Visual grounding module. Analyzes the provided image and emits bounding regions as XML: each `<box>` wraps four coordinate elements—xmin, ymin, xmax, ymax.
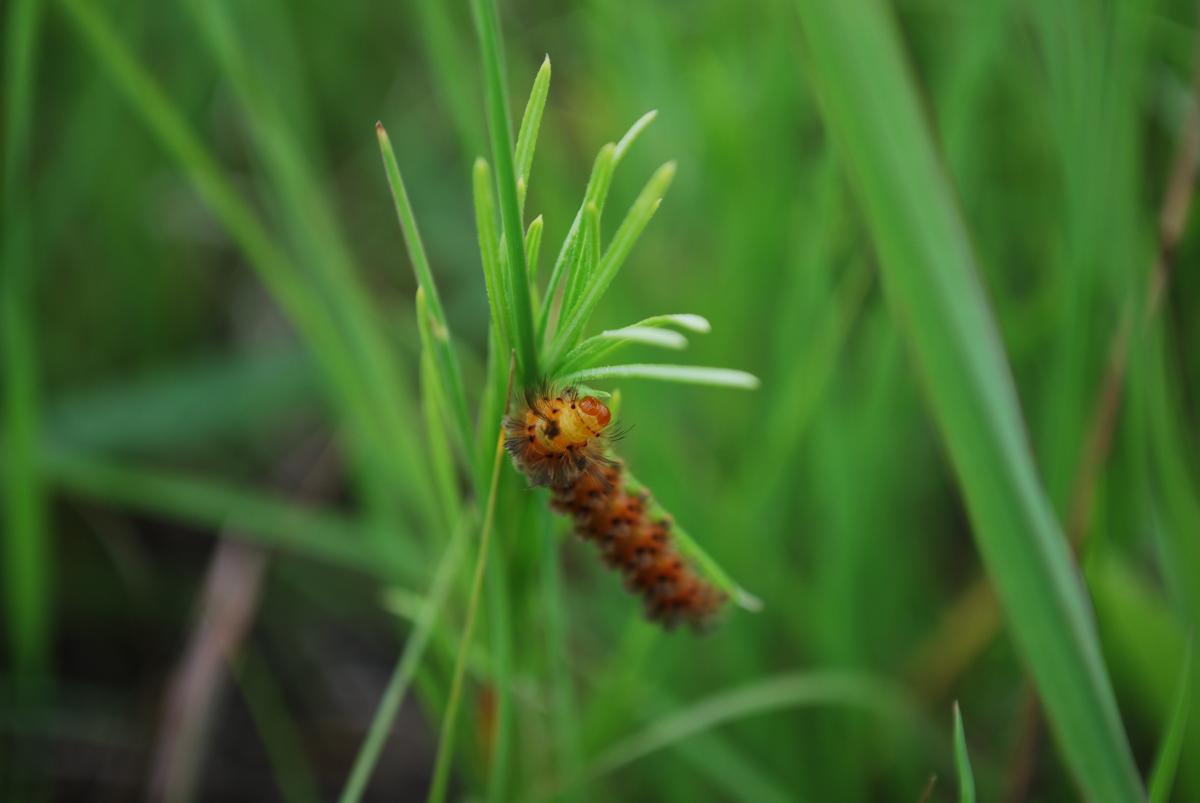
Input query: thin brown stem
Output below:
<box><xmin>917</xmin><ymin>774</ymin><xmax>939</xmax><ymax>803</ymax></box>
<box><xmin>147</xmin><ymin>434</ymin><xmax>337</xmax><ymax>803</ymax></box>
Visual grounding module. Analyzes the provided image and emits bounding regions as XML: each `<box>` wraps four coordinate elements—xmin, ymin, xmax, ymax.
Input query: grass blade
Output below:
<box><xmin>559</xmin><ymin>363</ymin><xmax>760</xmax><ymax>390</ymax></box>
<box><xmin>634</xmin><ymin>313</ymin><xmax>711</xmax><ymax>333</ymax></box>
<box><xmin>235</xmin><ymin>648</ymin><xmax>323</xmax><ymax>803</ymax></box>
<box><xmin>413</xmin><ymin>0</ymin><xmax>484</xmax><ymax>158</ymax></box>
<box><xmin>338</xmin><ymin>524</ymin><xmax>467</xmax><ymax>803</ymax></box>
<box><xmin>576</xmin><ymin>326</ymin><xmax>687</xmax><ymax>356</ymax></box>
<box><xmin>186</xmin><ymin>0</ymin><xmax>432</xmax><ymax>526</ymax></box>
<box><xmin>3</xmin><ymin>0</ymin><xmax>47</xmax><ymax>695</ymax></box>
<box><xmin>474</xmin><ymin>157</ymin><xmax>513</xmax><ymax>355</ymax></box>
<box><xmin>427</xmin><ymin>415</ymin><xmax>510</xmax><ymax>803</ymax></box>
<box><xmin>515</xmin><ymin>55</ymin><xmax>551</xmax><ymax>214</ymax></box>
<box><xmin>674</xmin><ymin>735</ymin><xmax>794</xmax><ymax>803</ymax></box>
<box><xmin>470</xmin><ymin>0</ymin><xmax>538</xmax><ymax>386</ymax></box>
<box><xmin>568</xmin><ymin>672</ymin><xmax>920</xmax><ymax>790</ymax></box>
<box><xmin>418</xmin><ymin>292</ymin><xmax>465</xmax><ymax>532</ymax></box>
<box><xmin>613</xmin><ymin>109</ymin><xmax>658</xmax><ymax>162</ymax></box>
<box><xmin>953</xmin><ymin>702</ymin><xmax>976</xmax><ymax>803</ymax></box>
<box><xmin>377</xmin><ymin>123</ymin><xmax>473</xmax><ymax>455</ymax></box>
<box><xmin>558</xmin><ymin>202</ymin><xmax>601</xmax><ymax>335</ymax></box>
<box><xmin>539</xmin><ymin>110</ymin><xmax>655</xmax><ymax>343</ymax></box>
<box><xmin>552</xmin><ymin>318</ymin><xmax>701</xmax><ymax>375</ymax></box>
<box><xmin>60</xmin><ymin>0</ymin><xmax>428</xmax><ymax>530</ymax></box>
<box><xmin>538</xmin><ymin>143</ymin><xmax>615</xmax><ymax>344</ymax></box>
<box><xmin>1148</xmin><ymin>639</ymin><xmax>1194</xmax><ymax>803</ymax></box>
<box><xmin>550</xmin><ymin>162</ymin><xmax>676</xmax><ymax>360</ymax></box>
<box><xmin>525</xmin><ymin>214</ymin><xmax>545</xmax><ymax>288</ymax></box>
<box><xmin>794</xmin><ymin>2</ymin><xmax>1143</xmax><ymax>800</ymax></box>
<box><xmin>41</xmin><ymin>449</ymin><xmax>404</xmax><ymax>578</ymax></box>
<box><xmin>2</xmin><ymin>246</ymin><xmax>50</xmax><ymax>687</ymax></box>
<box><xmin>43</xmin><ymin>349</ymin><xmax>317</xmax><ymax>455</ymax></box>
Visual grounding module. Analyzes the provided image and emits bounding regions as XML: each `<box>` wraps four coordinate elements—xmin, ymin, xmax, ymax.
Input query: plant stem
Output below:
<box><xmin>427</xmin><ymin>397</ymin><xmax>511</xmax><ymax>803</ymax></box>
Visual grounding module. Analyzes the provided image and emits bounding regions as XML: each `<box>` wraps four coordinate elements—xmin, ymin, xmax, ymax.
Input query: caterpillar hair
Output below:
<box><xmin>504</xmin><ymin>386</ymin><xmax>726</xmax><ymax>631</ymax></box>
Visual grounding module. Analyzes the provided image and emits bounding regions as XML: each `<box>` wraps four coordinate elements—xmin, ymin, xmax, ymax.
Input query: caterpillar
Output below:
<box><xmin>504</xmin><ymin>386</ymin><xmax>725</xmax><ymax>630</ymax></box>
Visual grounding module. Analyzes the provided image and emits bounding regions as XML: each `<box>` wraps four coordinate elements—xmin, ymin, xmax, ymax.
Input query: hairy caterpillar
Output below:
<box><xmin>504</xmin><ymin>387</ymin><xmax>725</xmax><ymax>630</ymax></box>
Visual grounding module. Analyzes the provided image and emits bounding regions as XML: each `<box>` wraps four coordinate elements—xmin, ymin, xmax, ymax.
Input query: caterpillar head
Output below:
<box><xmin>576</xmin><ymin>395</ymin><xmax>612</xmax><ymax>429</ymax></box>
<box><xmin>504</xmin><ymin>387</ymin><xmax>615</xmax><ymax>488</ymax></box>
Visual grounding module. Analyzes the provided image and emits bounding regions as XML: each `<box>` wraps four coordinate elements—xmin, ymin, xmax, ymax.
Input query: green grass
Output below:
<box><xmin>3</xmin><ymin>0</ymin><xmax>48</xmax><ymax>699</ymax></box>
<box><xmin>17</xmin><ymin>0</ymin><xmax>1200</xmax><ymax>800</ymax></box>
<box><xmin>795</xmin><ymin>1</ymin><xmax>1143</xmax><ymax>799</ymax></box>
<box><xmin>1148</xmin><ymin>639</ymin><xmax>1193</xmax><ymax>803</ymax></box>
<box><xmin>953</xmin><ymin>703</ymin><xmax>976</xmax><ymax>803</ymax></box>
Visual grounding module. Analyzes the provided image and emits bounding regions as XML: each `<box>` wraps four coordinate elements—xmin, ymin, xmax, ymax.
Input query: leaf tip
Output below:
<box><xmin>735</xmin><ymin>588</ymin><xmax>764</xmax><ymax>612</ymax></box>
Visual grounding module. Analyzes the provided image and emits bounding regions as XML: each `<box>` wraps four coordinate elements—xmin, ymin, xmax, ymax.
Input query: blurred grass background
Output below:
<box><xmin>4</xmin><ymin>0</ymin><xmax>1200</xmax><ymax>800</ymax></box>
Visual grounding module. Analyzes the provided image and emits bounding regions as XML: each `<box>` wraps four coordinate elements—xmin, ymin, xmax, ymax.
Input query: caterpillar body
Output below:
<box><xmin>504</xmin><ymin>387</ymin><xmax>725</xmax><ymax>630</ymax></box>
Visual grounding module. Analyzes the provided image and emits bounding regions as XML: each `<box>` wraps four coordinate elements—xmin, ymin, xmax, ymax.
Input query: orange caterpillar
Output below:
<box><xmin>504</xmin><ymin>387</ymin><xmax>725</xmax><ymax>630</ymax></box>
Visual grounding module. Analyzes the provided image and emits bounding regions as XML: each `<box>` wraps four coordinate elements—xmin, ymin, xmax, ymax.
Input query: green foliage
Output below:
<box><xmin>19</xmin><ymin>0</ymin><xmax>1200</xmax><ymax>800</ymax></box>
<box><xmin>3</xmin><ymin>0</ymin><xmax>48</xmax><ymax>697</ymax></box>
<box><xmin>795</xmin><ymin>0</ymin><xmax>1143</xmax><ymax>799</ymax></box>
<box><xmin>1148</xmin><ymin>640</ymin><xmax>1194</xmax><ymax>803</ymax></box>
<box><xmin>953</xmin><ymin>703</ymin><xmax>976</xmax><ymax>803</ymax></box>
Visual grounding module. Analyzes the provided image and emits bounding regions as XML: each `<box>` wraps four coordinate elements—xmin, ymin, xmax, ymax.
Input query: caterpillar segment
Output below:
<box><xmin>504</xmin><ymin>386</ymin><xmax>615</xmax><ymax>488</ymax></box>
<box><xmin>504</xmin><ymin>387</ymin><xmax>726</xmax><ymax>631</ymax></box>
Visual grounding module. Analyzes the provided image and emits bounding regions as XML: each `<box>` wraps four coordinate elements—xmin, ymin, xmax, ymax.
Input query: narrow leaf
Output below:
<box><xmin>417</xmin><ymin>290</ymin><xmax>464</xmax><ymax>532</ymax></box>
<box><xmin>553</xmin><ymin>326</ymin><xmax>687</xmax><ymax>376</ymax></box>
<box><xmin>635</xmin><ymin>312</ymin><xmax>711</xmax><ymax>333</ymax></box>
<box><xmin>525</xmin><ymin>214</ymin><xmax>545</xmax><ymax>286</ymax></box>
<box><xmin>42</xmin><ymin>448</ymin><xmax>405</xmax><ymax>577</ymax></box>
<box><xmin>614</xmin><ymin>109</ymin><xmax>658</xmax><ymax>163</ymax></box>
<box><xmin>379</xmin><ymin>124</ymin><xmax>472</xmax><ymax>455</ymax></box>
<box><xmin>553</xmin><ymin>152</ymin><xmax>614</xmax><ymax>333</ymax></box>
<box><xmin>338</xmin><ymin>525</ymin><xmax>467</xmax><ymax>803</ymax></box>
<box><xmin>473</xmin><ymin>158</ymin><xmax>512</xmax><ymax>355</ymax></box>
<box><xmin>1149</xmin><ymin>639</ymin><xmax>1194</xmax><ymax>803</ymax></box>
<box><xmin>426</xmin><ymin>424</ymin><xmax>509</xmax><ymax>803</ymax></box>
<box><xmin>953</xmin><ymin>703</ymin><xmax>976</xmax><ymax>803</ymax></box>
<box><xmin>561</xmin><ymin>202</ymin><xmax>602</xmax><ymax>325</ymax></box>
<box><xmin>552</xmin><ymin>313</ymin><xmax>710</xmax><ymax>375</ymax></box>
<box><xmin>593</xmin><ymin>326</ymin><xmax>687</xmax><ymax>350</ymax></box>
<box><xmin>539</xmin><ymin>108</ymin><xmax>656</xmax><ymax>343</ymax></box>
<box><xmin>470</xmin><ymin>0</ymin><xmax>538</xmax><ymax>386</ymax></box>
<box><xmin>515</xmin><ymin>55</ymin><xmax>551</xmax><ymax>214</ymax></box>
<box><xmin>571</xmin><ymin>672</ymin><xmax>919</xmax><ymax>789</ymax></box>
<box><xmin>559</xmin><ymin>363</ymin><xmax>760</xmax><ymax>390</ymax></box>
<box><xmin>551</xmin><ymin>162</ymin><xmax>676</xmax><ymax>359</ymax></box>
<box><xmin>795</xmin><ymin>1</ymin><xmax>1144</xmax><ymax>799</ymax></box>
